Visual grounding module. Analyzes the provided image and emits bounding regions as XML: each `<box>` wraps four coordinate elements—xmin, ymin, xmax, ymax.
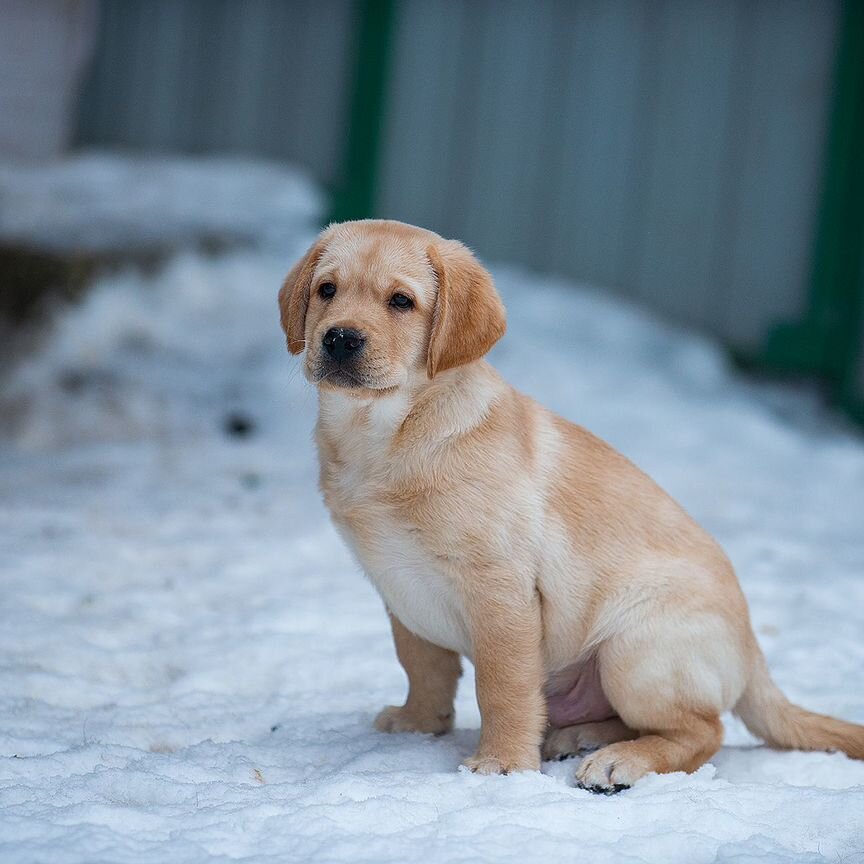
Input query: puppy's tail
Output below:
<box><xmin>734</xmin><ymin>648</ymin><xmax>864</xmax><ymax>759</ymax></box>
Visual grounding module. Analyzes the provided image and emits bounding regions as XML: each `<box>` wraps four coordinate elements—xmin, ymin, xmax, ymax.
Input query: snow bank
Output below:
<box><xmin>1</xmin><ymin>200</ymin><xmax>863</xmax><ymax>861</ymax></box>
<box><xmin>0</xmin><ymin>153</ymin><xmax>322</xmax><ymax>252</ymax></box>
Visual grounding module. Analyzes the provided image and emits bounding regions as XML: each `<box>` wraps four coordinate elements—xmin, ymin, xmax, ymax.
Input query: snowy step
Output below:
<box><xmin>0</xmin><ymin>153</ymin><xmax>323</xmax><ymax>323</ymax></box>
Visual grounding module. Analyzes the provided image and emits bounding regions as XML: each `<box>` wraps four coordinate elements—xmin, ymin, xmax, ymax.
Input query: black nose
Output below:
<box><xmin>322</xmin><ymin>327</ymin><xmax>365</xmax><ymax>362</ymax></box>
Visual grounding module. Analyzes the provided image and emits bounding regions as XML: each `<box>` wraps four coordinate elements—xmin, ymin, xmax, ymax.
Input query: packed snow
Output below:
<box><xmin>1</xmin><ymin>160</ymin><xmax>864</xmax><ymax>863</ymax></box>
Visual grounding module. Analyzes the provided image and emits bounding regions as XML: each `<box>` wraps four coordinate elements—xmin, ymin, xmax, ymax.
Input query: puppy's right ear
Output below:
<box><xmin>278</xmin><ymin>238</ymin><xmax>326</xmax><ymax>354</ymax></box>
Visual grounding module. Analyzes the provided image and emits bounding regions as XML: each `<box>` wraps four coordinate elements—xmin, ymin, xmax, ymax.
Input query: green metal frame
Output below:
<box><xmin>756</xmin><ymin>0</ymin><xmax>864</xmax><ymax>423</ymax></box>
<box><xmin>328</xmin><ymin>0</ymin><xmax>397</xmax><ymax>225</ymax></box>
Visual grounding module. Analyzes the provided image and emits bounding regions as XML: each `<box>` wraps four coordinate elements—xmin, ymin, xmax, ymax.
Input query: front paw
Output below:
<box><xmin>374</xmin><ymin>705</ymin><xmax>453</xmax><ymax>735</ymax></box>
<box><xmin>464</xmin><ymin>749</ymin><xmax>540</xmax><ymax>775</ymax></box>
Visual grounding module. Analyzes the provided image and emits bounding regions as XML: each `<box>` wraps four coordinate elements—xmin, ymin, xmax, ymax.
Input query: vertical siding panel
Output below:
<box><xmin>76</xmin><ymin>0</ymin><xmax>354</xmax><ymax>188</ymax></box>
<box><xmin>374</xmin><ymin>0</ymin><xmax>424</xmax><ymax>224</ymax></box>
<box><xmin>75</xmin><ymin>0</ymin><xmax>112</xmax><ymax>144</ymax></box>
<box><xmin>144</xmin><ymin>1</ymin><xmax>187</xmax><ymax>150</ymax></box>
<box><xmin>193</xmin><ymin>0</ymin><xmax>238</xmax><ymax>154</ymax></box>
<box><xmin>720</xmin><ymin>0</ymin><xmax>839</xmax><ymax>348</ymax></box>
<box><xmin>448</xmin><ymin>0</ymin><xmax>511</xmax><ymax>250</ymax></box>
<box><xmin>208</xmin><ymin>0</ymin><xmax>242</xmax><ymax>151</ymax></box>
<box><xmin>253</xmin><ymin>0</ymin><xmax>304</xmax><ymax>160</ymax></box>
<box><xmin>618</xmin><ymin>3</ymin><xmax>664</xmax><ymax>303</ymax></box>
<box><xmin>378</xmin><ymin>0</ymin><xmax>470</xmax><ymax>232</ymax></box>
<box><xmin>550</xmin><ymin>0</ymin><xmax>646</xmax><ymax>290</ymax></box>
<box><xmin>232</xmin><ymin>0</ymin><xmax>274</xmax><ymax>157</ymax></box>
<box><xmin>293</xmin><ymin>0</ymin><xmax>355</xmax><ymax>186</ymax></box>
<box><xmin>527</xmin><ymin>0</ymin><xmax>586</xmax><ymax>272</ymax></box>
<box><xmin>705</xmin><ymin>0</ymin><xmax>756</xmax><ymax>337</ymax></box>
<box><xmin>115</xmin><ymin>1</ymin><xmax>153</xmax><ymax>149</ymax></box>
<box><xmin>174</xmin><ymin>0</ymin><xmax>203</xmax><ymax>152</ymax></box>
<box><xmin>427</xmin><ymin>0</ymin><xmax>476</xmax><ymax>232</ymax></box>
<box><xmin>459</xmin><ymin>0</ymin><xmax>563</xmax><ymax>263</ymax></box>
<box><xmin>495</xmin><ymin>0</ymin><xmax>560</xmax><ymax>269</ymax></box>
<box><xmin>632</xmin><ymin>0</ymin><xmax>740</xmax><ymax>327</ymax></box>
<box><xmin>440</xmin><ymin>0</ymin><xmax>489</xmax><ymax>243</ymax></box>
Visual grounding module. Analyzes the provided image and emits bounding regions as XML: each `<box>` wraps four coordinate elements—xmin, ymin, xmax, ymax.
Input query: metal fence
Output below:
<box><xmin>75</xmin><ymin>0</ymin><xmax>863</xmax><ymax>420</ymax></box>
<box><xmin>378</xmin><ymin>0</ymin><xmax>839</xmax><ymax>354</ymax></box>
<box><xmin>77</xmin><ymin>0</ymin><xmax>355</xmax><ymax>187</ymax></box>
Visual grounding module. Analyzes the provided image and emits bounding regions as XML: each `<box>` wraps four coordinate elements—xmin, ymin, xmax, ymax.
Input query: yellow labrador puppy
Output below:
<box><xmin>279</xmin><ymin>219</ymin><xmax>864</xmax><ymax>792</ymax></box>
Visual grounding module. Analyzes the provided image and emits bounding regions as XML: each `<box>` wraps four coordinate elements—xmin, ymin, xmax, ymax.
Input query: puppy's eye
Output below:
<box><xmin>389</xmin><ymin>293</ymin><xmax>413</xmax><ymax>310</ymax></box>
<box><xmin>318</xmin><ymin>282</ymin><xmax>336</xmax><ymax>300</ymax></box>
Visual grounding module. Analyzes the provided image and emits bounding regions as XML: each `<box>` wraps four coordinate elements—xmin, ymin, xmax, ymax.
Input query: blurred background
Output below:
<box><xmin>0</xmin><ymin>0</ymin><xmax>862</xmax><ymax>424</ymax></box>
<box><xmin>3</xmin><ymin>10</ymin><xmax>864</xmax><ymax>857</ymax></box>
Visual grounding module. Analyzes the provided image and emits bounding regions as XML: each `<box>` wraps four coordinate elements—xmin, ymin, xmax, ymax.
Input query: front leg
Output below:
<box><xmin>375</xmin><ymin>611</ymin><xmax>462</xmax><ymax>735</ymax></box>
<box><xmin>464</xmin><ymin>586</ymin><xmax>546</xmax><ymax>774</ymax></box>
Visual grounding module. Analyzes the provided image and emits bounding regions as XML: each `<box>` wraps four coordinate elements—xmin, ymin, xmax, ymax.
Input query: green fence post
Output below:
<box><xmin>756</xmin><ymin>0</ymin><xmax>864</xmax><ymax>422</ymax></box>
<box><xmin>328</xmin><ymin>0</ymin><xmax>397</xmax><ymax>225</ymax></box>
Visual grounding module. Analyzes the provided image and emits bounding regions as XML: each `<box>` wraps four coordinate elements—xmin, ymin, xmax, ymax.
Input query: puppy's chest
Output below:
<box><xmin>321</xmin><ymin>449</ymin><xmax>472</xmax><ymax>657</ymax></box>
<box><xmin>359</xmin><ymin>525</ymin><xmax>471</xmax><ymax>656</ymax></box>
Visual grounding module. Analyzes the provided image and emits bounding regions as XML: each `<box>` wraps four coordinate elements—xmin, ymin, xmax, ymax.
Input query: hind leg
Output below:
<box><xmin>575</xmin><ymin>716</ymin><xmax>723</xmax><ymax>792</ymax></box>
<box><xmin>543</xmin><ymin>719</ymin><xmax>637</xmax><ymax>761</ymax></box>
<box><xmin>574</xmin><ymin>616</ymin><xmax>742</xmax><ymax>792</ymax></box>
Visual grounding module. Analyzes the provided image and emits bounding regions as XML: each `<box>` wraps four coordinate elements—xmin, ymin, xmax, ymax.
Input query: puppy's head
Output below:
<box><xmin>279</xmin><ymin>220</ymin><xmax>506</xmax><ymax>396</ymax></box>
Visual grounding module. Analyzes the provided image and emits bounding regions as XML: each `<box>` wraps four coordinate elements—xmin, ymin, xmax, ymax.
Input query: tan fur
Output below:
<box><xmin>426</xmin><ymin>241</ymin><xmax>506</xmax><ymax>378</ymax></box>
<box><xmin>543</xmin><ymin>719</ymin><xmax>637</xmax><ymax>760</ymax></box>
<box><xmin>279</xmin><ymin>238</ymin><xmax>326</xmax><ymax>354</ymax></box>
<box><xmin>375</xmin><ymin>613</ymin><xmax>462</xmax><ymax>735</ymax></box>
<box><xmin>279</xmin><ymin>219</ymin><xmax>864</xmax><ymax>789</ymax></box>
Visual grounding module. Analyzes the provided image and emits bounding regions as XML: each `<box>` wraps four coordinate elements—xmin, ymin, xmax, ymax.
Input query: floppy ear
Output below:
<box><xmin>278</xmin><ymin>238</ymin><xmax>326</xmax><ymax>354</ymax></box>
<box><xmin>426</xmin><ymin>241</ymin><xmax>506</xmax><ymax>378</ymax></box>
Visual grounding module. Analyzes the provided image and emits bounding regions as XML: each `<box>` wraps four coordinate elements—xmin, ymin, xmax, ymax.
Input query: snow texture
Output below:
<box><xmin>0</xmin><ymin>153</ymin><xmax>322</xmax><ymax>252</ymax></box>
<box><xmin>1</xmin><ymin>160</ymin><xmax>864</xmax><ymax>863</ymax></box>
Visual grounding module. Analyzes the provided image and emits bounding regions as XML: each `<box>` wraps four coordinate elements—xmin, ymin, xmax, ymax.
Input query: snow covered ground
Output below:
<box><xmin>1</xmin><ymin>162</ymin><xmax>864</xmax><ymax>863</ymax></box>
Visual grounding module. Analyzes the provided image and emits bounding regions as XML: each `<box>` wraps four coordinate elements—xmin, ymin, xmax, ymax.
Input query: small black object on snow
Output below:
<box><xmin>224</xmin><ymin>411</ymin><xmax>256</xmax><ymax>439</ymax></box>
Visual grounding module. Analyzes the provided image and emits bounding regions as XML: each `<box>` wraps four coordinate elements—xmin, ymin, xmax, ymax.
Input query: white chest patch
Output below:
<box><xmin>344</xmin><ymin>525</ymin><xmax>473</xmax><ymax>657</ymax></box>
<box><xmin>319</xmin><ymin>390</ymin><xmax>473</xmax><ymax>657</ymax></box>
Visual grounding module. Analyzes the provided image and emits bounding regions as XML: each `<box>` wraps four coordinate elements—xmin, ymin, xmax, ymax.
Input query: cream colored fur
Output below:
<box><xmin>279</xmin><ymin>219</ymin><xmax>864</xmax><ymax>790</ymax></box>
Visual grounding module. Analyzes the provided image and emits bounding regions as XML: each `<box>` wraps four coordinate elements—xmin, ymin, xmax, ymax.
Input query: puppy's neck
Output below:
<box><xmin>316</xmin><ymin>360</ymin><xmax>504</xmax><ymax>447</ymax></box>
<box><xmin>318</xmin><ymin>386</ymin><xmax>412</xmax><ymax>442</ymax></box>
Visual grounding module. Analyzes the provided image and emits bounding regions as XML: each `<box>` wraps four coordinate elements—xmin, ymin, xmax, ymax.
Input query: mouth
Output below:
<box><xmin>315</xmin><ymin>367</ymin><xmax>364</xmax><ymax>389</ymax></box>
<box><xmin>310</xmin><ymin>364</ymin><xmax>398</xmax><ymax>394</ymax></box>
